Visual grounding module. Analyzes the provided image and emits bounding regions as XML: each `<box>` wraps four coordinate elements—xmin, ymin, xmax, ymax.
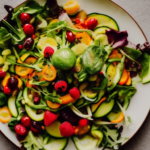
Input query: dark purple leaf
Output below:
<box><xmin>136</xmin><ymin>42</ymin><xmax>150</xmax><ymax>54</ymax></box>
<box><xmin>46</xmin><ymin>0</ymin><xmax>66</xmax><ymax>18</ymax></box>
<box><xmin>106</xmin><ymin>29</ymin><xmax>128</xmax><ymax>48</ymax></box>
<box><xmin>130</xmin><ymin>71</ymin><xmax>138</xmax><ymax>78</ymax></box>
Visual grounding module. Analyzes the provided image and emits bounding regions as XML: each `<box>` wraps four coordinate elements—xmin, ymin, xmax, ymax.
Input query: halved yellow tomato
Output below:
<box><xmin>42</xmin><ymin>65</ymin><xmax>56</xmax><ymax>81</ymax></box>
<box><xmin>0</xmin><ymin>107</ymin><xmax>12</xmax><ymax>123</ymax></box>
<box><xmin>76</xmin><ymin>32</ymin><xmax>92</xmax><ymax>45</ymax></box>
<box><xmin>15</xmin><ymin>57</ymin><xmax>37</xmax><ymax>77</ymax></box>
<box><xmin>63</xmin><ymin>0</ymin><xmax>80</xmax><ymax>15</ymax></box>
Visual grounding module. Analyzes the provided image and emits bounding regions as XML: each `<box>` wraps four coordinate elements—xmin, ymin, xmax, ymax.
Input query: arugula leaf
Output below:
<box><xmin>21</xmin><ymin>131</ymin><xmax>43</xmax><ymax>150</ymax></box>
<box><xmin>2</xmin><ymin>18</ymin><xmax>25</xmax><ymax>45</ymax></box>
<box><xmin>92</xmin><ymin>77</ymin><xmax>108</xmax><ymax>91</ymax></box>
<box><xmin>100</xmin><ymin>125</ymin><xmax>128</xmax><ymax>149</ymax></box>
<box><xmin>82</xmin><ymin>45</ymin><xmax>107</xmax><ymax>75</ymax></box>
<box><xmin>43</xmin><ymin>21</ymin><xmax>67</xmax><ymax>34</ymax></box>
<box><xmin>0</xmin><ymin>27</ymin><xmax>12</xmax><ymax>49</ymax></box>
<box><xmin>36</xmin><ymin>14</ymin><xmax>47</xmax><ymax>30</ymax></box>
<box><xmin>16</xmin><ymin>90</ymin><xmax>24</xmax><ymax>120</ymax></box>
<box><xmin>103</xmin><ymin>44</ymin><xmax>113</xmax><ymax>61</ymax></box>
<box><xmin>12</xmin><ymin>0</ymin><xmax>42</xmax><ymax>19</ymax></box>
<box><xmin>6</xmin><ymin>57</ymin><xmax>42</xmax><ymax>71</ymax></box>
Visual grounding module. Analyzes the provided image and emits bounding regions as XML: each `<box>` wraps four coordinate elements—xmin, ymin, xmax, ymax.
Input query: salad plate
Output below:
<box><xmin>0</xmin><ymin>0</ymin><xmax>149</xmax><ymax>150</ymax></box>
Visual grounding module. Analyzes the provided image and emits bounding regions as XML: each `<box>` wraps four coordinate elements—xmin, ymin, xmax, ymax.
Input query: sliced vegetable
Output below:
<box><xmin>42</xmin><ymin>65</ymin><xmax>57</xmax><ymax>81</ymax></box>
<box><xmin>85</xmin><ymin>13</ymin><xmax>119</xmax><ymax>31</ymax></box>
<box><xmin>63</xmin><ymin>0</ymin><xmax>80</xmax><ymax>16</ymax></box>
<box><xmin>25</xmin><ymin>105</ymin><xmax>44</xmax><ymax>121</ymax></box>
<box><xmin>46</xmin><ymin>101</ymin><xmax>61</xmax><ymax>109</ymax></box>
<box><xmin>46</xmin><ymin>121</ymin><xmax>63</xmax><ymax>138</ymax></box>
<box><xmin>37</xmin><ymin>37</ymin><xmax>58</xmax><ymax>52</ymax></box>
<box><xmin>93</xmin><ymin>99</ymin><xmax>115</xmax><ymax>118</ymax></box>
<box><xmin>91</xmin><ymin>130</ymin><xmax>103</xmax><ymax>146</ymax></box>
<box><xmin>94</xmin><ymin>26</ymin><xmax>110</xmax><ymax>35</ymax></box>
<box><xmin>8</xmin><ymin>96</ymin><xmax>18</xmax><ymax>117</ymax></box>
<box><xmin>91</xmin><ymin>97</ymin><xmax>106</xmax><ymax>113</ymax></box>
<box><xmin>107</xmin><ymin>63</ymin><xmax>117</xmax><ymax>87</ymax></box>
<box><xmin>107</xmin><ymin>111</ymin><xmax>124</xmax><ymax>123</ymax></box>
<box><xmin>126</xmin><ymin>75</ymin><xmax>132</xmax><ymax>85</ymax></box>
<box><xmin>118</xmin><ymin>69</ymin><xmax>129</xmax><ymax>85</ymax></box>
<box><xmin>0</xmin><ymin>107</ymin><xmax>12</xmax><ymax>123</ymax></box>
<box><xmin>71</xmin><ymin>43</ymin><xmax>88</xmax><ymax>56</ymax></box>
<box><xmin>60</xmin><ymin>94</ymin><xmax>75</xmax><ymax>105</ymax></box>
<box><xmin>2</xmin><ymin>72</ymin><xmax>10</xmax><ymax>87</ymax></box>
<box><xmin>15</xmin><ymin>57</ymin><xmax>37</xmax><ymax>77</ymax></box>
<box><xmin>44</xmin><ymin>137</ymin><xmax>68</xmax><ymax>150</ymax></box>
<box><xmin>107</xmin><ymin>56</ymin><xmax>125</xmax><ymax>91</ymax></box>
<box><xmin>72</xmin><ymin>135</ymin><xmax>98</xmax><ymax>150</ymax></box>
<box><xmin>76</xmin><ymin>32</ymin><xmax>92</xmax><ymax>45</ymax></box>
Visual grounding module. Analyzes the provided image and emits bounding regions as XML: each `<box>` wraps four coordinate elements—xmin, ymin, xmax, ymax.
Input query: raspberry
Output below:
<box><xmin>54</xmin><ymin>80</ymin><xmax>67</xmax><ymax>92</ymax></box>
<box><xmin>60</xmin><ymin>122</ymin><xmax>75</xmax><ymax>137</ymax></box>
<box><xmin>69</xmin><ymin>87</ymin><xmax>80</xmax><ymax>99</ymax></box>
<box><xmin>44</xmin><ymin>46</ymin><xmax>55</xmax><ymax>57</ymax></box>
<box><xmin>44</xmin><ymin>110</ymin><xmax>57</xmax><ymax>126</ymax></box>
<box><xmin>79</xmin><ymin>119</ymin><xmax>89</xmax><ymax>127</ymax></box>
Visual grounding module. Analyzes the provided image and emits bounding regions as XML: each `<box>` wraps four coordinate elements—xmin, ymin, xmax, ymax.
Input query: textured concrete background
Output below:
<box><xmin>0</xmin><ymin>0</ymin><xmax>150</xmax><ymax>150</ymax></box>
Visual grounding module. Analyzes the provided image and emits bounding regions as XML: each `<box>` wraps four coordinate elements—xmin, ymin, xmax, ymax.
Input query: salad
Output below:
<box><xmin>0</xmin><ymin>0</ymin><xmax>150</xmax><ymax>150</ymax></box>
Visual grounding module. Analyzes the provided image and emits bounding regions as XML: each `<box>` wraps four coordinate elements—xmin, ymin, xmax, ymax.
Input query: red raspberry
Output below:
<box><xmin>69</xmin><ymin>87</ymin><xmax>80</xmax><ymax>99</ymax></box>
<box><xmin>44</xmin><ymin>46</ymin><xmax>55</xmax><ymax>57</ymax></box>
<box><xmin>54</xmin><ymin>80</ymin><xmax>67</xmax><ymax>92</ymax></box>
<box><xmin>60</xmin><ymin>122</ymin><xmax>75</xmax><ymax>137</ymax></box>
<box><xmin>44</xmin><ymin>110</ymin><xmax>57</xmax><ymax>126</ymax></box>
<box><xmin>15</xmin><ymin>124</ymin><xmax>27</xmax><ymax>136</ymax></box>
<box><xmin>79</xmin><ymin>119</ymin><xmax>89</xmax><ymax>127</ymax></box>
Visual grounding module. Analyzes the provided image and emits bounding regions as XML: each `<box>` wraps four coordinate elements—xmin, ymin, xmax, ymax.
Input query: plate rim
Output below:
<box><xmin>0</xmin><ymin>0</ymin><xmax>149</xmax><ymax>149</ymax></box>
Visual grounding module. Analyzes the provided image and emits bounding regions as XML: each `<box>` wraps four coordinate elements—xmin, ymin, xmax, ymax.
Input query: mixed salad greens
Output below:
<box><xmin>0</xmin><ymin>0</ymin><xmax>150</xmax><ymax>150</ymax></box>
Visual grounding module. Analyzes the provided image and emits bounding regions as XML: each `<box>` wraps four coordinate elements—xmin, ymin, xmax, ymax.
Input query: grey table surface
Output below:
<box><xmin>0</xmin><ymin>0</ymin><xmax>150</xmax><ymax>150</ymax></box>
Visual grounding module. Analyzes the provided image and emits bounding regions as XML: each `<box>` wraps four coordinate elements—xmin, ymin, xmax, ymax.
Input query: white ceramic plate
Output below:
<box><xmin>0</xmin><ymin>0</ymin><xmax>150</xmax><ymax>149</ymax></box>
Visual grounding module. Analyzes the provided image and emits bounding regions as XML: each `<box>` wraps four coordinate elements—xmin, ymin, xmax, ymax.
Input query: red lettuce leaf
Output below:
<box><xmin>106</xmin><ymin>29</ymin><xmax>128</xmax><ymax>48</ymax></box>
